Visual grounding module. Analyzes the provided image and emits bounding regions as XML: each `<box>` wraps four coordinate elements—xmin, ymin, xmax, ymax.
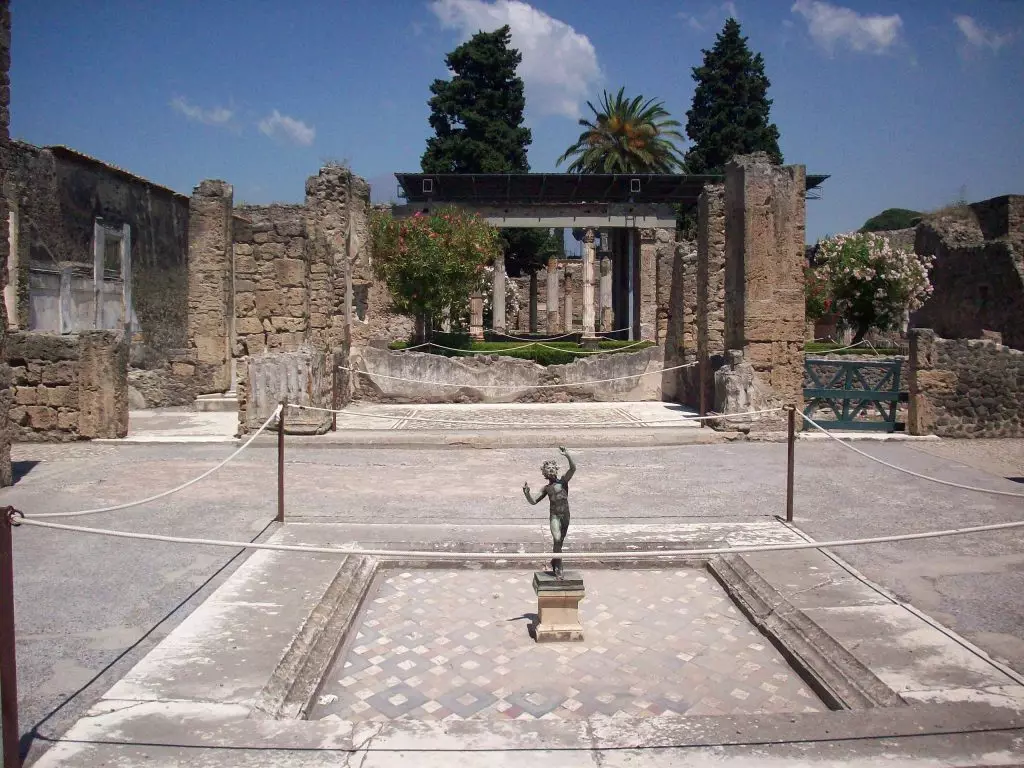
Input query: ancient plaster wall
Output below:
<box><xmin>912</xmin><ymin>196</ymin><xmax>1024</xmax><ymax>350</ymax></box>
<box><xmin>5</xmin><ymin>330</ymin><xmax>128</xmax><ymax>441</ymax></box>
<box><xmin>722</xmin><ymin>154</ymin><xmax>806</xmax><ymax>421</ymax></box>
<box><xmin>3</xmin><ymin>143</ymin><xmax>190</xmax><ymax>347</ymax></box>
<box><xmin>909</xmin><ymin>329</ymin><xmax>1023</xmax><ymax>437</ymax></box>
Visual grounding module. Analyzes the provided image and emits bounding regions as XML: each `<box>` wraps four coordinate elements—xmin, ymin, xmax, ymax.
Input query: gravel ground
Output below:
<box><xmin>1</xmin><ymin>437</ymin><xmax>1022</xmax><ymax>764</ymax></box>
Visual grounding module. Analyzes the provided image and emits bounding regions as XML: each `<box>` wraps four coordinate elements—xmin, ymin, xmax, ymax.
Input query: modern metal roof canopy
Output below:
<box><xmin>395</xmin><ymin>172</ymin><xmax>830</xmax><ymax>205</ymax></box>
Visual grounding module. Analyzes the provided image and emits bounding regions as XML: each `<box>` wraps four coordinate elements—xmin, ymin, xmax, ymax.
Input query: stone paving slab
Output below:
<box><xmin>311</xmin><ymin>568</ymin><xmax>822</xmax><ymax>722</ymax></box>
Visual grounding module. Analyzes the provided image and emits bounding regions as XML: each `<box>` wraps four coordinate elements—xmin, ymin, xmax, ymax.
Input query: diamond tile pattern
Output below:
<box><xmin>312</xmin><ymin>569</ymin><xmax>822</xmax><ymax>722</ymax></box>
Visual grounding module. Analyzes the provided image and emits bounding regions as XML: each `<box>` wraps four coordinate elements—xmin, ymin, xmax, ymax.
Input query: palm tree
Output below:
<box><xmin>557</xmin><ymin>88</ymin><xmax>686</xmax><ymax>174</ymax></box>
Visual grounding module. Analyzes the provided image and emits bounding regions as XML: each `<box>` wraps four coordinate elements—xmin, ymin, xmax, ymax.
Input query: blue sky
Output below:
<box><xmin>11</xmin><ymin>0</ymin><xmax>1024</xmax><ymax>242</ymax></box>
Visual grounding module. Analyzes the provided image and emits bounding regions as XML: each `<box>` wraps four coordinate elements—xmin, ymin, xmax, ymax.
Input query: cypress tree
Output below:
<box><xmin>421</xmin><ymin>25</ymin><xmax>531</xmax><ymax>174</ymax></box>
<box><xmin>684</xmin><ymin>18</ymin><xmax>782</xmax><ymax>175</ymax></box>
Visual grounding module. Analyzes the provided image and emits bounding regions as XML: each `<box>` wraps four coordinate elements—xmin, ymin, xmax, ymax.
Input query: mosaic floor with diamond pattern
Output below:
<box><xmin>310</xmin><ymin>568</ymin><xmax>823</xmax><ymax>722</ymax></box>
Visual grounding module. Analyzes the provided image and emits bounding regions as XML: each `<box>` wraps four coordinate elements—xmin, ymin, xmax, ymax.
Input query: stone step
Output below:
<box><xmin>192</xmin><ymin>393</ymin><xmax>239</xmax><ymax>412</ymax></box>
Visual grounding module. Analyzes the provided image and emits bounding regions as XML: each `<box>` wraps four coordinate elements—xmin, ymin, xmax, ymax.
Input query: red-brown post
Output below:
<box><xmin>786</xmin><ymin>406</ymin><xmax>796</xmax><ymax>523</ymax></box>
<box><xmin>277</xmin><ymin>401</ymin><xmax>285</xmax><ymax>523</ymax></box>
<box><xmin>1</xmin><ymin>507</ymin><xmax>22</xmax><ymax>768</ymax></box>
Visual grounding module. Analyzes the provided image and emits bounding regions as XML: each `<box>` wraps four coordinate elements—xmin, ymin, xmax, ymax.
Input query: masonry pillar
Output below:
<box><xmin>492</xmin><ymin>253</ymin><xmax>506</xmax><ymax>335</ymax></box>
<box><xmin>697</xmin><ymin>184</ymin><xmax>726</xmax><ymax>411</ymax></box>
<box><xmin>562</xmin><ymin>270</ymin><xmax>573</xmax><ymax>332</ymax></box>
<box><xmin>723</xmin><ymin>153</ymin><xmax>806</xmax><ymax>417</ymax></box>
<box><xmin>582</xmin><ymin>228</ymin><xmax>596</xmax><ymax>340</ymax></box>
<box><xmin>638</xmin><ymin>229</ymin><xmax>657</xmax><ymax>342</ymax></box>
<box><xmin>546</xmin><ymin>256</ymin><xmax>560</xmax><ymax>334</ymax></box>
<box><xmin>469</xmin><ymin>292</ymin><xmax>484</xmax><ymax>340</ymax></box>
<box><xmin>187</xmin><ymin>179</ymin><xmax>233</xmax><ymax>394</ymax></box>
<box><xmin>599</xmin><ymin>251</ymin><xmax>613</xmax><ymax>332</ymax></box>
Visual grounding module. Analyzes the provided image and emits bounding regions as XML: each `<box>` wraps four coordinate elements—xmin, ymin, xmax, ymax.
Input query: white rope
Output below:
<box><xmin>288</xmin><ymin>403</ymin><xmax>783</xmax><ymax>427</ymax></box>
<box><xmin>398</xmin><ymin>340</ymin><xmax>650</xmax><ymax>357</ymax></box>
<box><xmin>800</xmin><ymin>413</ymin><xmax>1024</xmax><ymax>499</ymax></box>
<box><xmin>340</xmin><ymin>360</ymin><xmax>697</xmax><ymax>389</ymax></box>
<box><xmin>32</xmin><ymin>406</ymin><xmax>284</xmax><ymax>518</ymax></box>
<box><xmin>17</xmin><ymin>515</ymin><xmax>1024</xmax><ymax>559</ymax></box>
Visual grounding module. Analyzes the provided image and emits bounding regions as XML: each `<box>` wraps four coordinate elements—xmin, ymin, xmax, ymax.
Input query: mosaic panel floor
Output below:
<box><xmin>311</xmin><ymin>569</ymin><xmax>823</xmax><ymax>722</ymax></box>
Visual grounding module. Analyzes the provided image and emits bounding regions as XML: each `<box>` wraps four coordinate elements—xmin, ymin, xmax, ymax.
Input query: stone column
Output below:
<box><xmin>638</xmin><ymin>229</ymin><xmax>658</xmax><ymax>342</ymax></box>
<box><xmin>77</xmin><ymin>330</ymin><xmax>129</xmax><ymax>439</ymax></box>
<box><xmin>582</xmin><ymin>229</ymin><xmax>596</xmax><ymax>339</ymax></box>
<box><xmin>469</xmin><ymin>292</ymin><xmax>484</xmax><ymax>340</ymax></box>
<box><xmin>697</xmin><ymin>184</ymin><xmax>726</xmax><ymax>410</ymax></box>
<box><xmin>723</xmin><ymin>153</ymin><xmax>806</xmax><ymax>416</ymax></box>
<box><xmin>492</xmin><ymin>254</ymin><xmax>506</xmax><ymax>335</ymax></box>
<box><xmin>599</xmin><ymin>252</ymin><xmax>613</xmax><ymax>332</ymax></box>
<box><xmin>529</xmin><ymin>271</ymin><xmax>538</xmax><ymax>333</ymax></box>
<box><xmin>546</xmin><ymin>256</ymin><xmax>560</xmax><ymax>334</ymax></box>
<box><xmin>187</xmin><ymin>179</ymin><xmax>233</xmax><ymax>394</ymax></box>
<box><xmin>562</xmin><ymin>270</ymin><xmax>573</xmax><ymax>332</ymax></box>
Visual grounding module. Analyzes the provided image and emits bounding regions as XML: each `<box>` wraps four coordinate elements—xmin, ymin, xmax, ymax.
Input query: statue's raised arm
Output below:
<box><xmin>523</xmin><ymin>481</ymin><xmax>548</xmax><ymax>505</ymax></box>
<box><xmin>558</xmin><ymin>446</ymin><xmax>576</xmax><ymax>484</ymax></box>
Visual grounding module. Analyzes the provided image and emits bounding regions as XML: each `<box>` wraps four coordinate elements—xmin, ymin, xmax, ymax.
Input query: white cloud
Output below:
<box><xmin>954</xmin><ymin>15</ymin><xmax>1015</xmax><ymax>54</ymax></box>
<box><xmin>791</xmin><ymin>0</ymin><xmax>902</xmax><ymax>54</ymax></box>
<box><xmin>429</xmin><ymin>0</ymin><xmax>601</xmax><ymax>119</ymax></box>
<box><xmin>170</xmin><ymin>96</ymin><xmax>234</xmax><ymax>126</ymax></box>
<box><xmin>257</xmin><ymin>110</ymin><xmax>316</xmax><ymax>147</ymax></box>
<box><xmin>679</xmin><ymin>2</ymin><xmax>739</xmax><ymax>32</ymax></box>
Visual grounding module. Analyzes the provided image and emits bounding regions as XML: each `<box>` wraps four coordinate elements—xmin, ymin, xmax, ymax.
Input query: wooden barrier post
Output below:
<box><xmin>277</xmin><ymin>400</ymin><xmax>286</xmax><ymax>524</ymax></box>
<box><xmin>1</xmin><ymin>507</ymin><xmax>22</xmax><ymax>768</ymax></box>
<box><xmin>786</xmin><ymin>406</ymin><xmax>796</xmax><ymax>523</ymax></box>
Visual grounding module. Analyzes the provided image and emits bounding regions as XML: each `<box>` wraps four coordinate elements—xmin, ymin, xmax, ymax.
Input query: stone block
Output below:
<box><xmin>5</xmin><ymin>331</ymin><xmax>79</xmax><ymax>363</ymax></box>
<box><xmin>57</xmin><ymin>410</ymin><xmax>78</xmax><ymax>430</ymax></box>
<box><xmin>254</xmin><ymin>290</ymin><xmax>281</xmax><ymax>316</ymax></box>
<box><xmin>40</xmin><ymin>360</ymin><xmax>75</xmax><ymax>385</ymax></box>
<box><xmin>234</xmin><ymin>243</ymin><xmax>254</xmax><ymax>257</ymax></box>
<box><xmin>235</xmin><ymin>317</ymin><xmax>264</xmax><ymax>335</ymax></box>
<box><xmin>234</xmin><ymin>254</ymin><xmax>257</xmax><ymax>275</ymax></box>
<box><xmin>0</xmin><ymin>366</ymin><xmax>11</xmax><ymax>486</ymax></box>
<box><xmin>14</xmin><ymin>386</ymin><xmax>36</xmax><ymax>405</ymax></box>
<box><xmin>171</xmin><ymin>361</ymin><xmax>195</xmax><ymax>377</ymax></box>
<box><xmin>243</xmin><ymin>346</ymin><xmax>332</xmax><ymax>434</ymax></box>
<box><xmin>43</xmin><ymin>385</ymin><xmax>73</xmax><ymax>407</ymax></box>
<box><xmin>25</xmin><ymin>405</ymin><xmax>58</xmax><ymax>430</ymax></box>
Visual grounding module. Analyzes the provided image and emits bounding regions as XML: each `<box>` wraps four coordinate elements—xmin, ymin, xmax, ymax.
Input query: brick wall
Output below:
<box><xmin>909</xmin><ymin>329</ymin><xmax>1023</xmax><ymax>438</ymax></box>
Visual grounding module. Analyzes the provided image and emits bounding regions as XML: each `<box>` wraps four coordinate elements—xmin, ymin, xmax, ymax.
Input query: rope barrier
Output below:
<box><xmin>32</xmin><ymin>406</ymin><xmax>284</xmax><ymax>519</ymax></box>
<box><xmin>395</xmin><ymin>340</ymin><xmax>649</xmax><ymax>356</ymax></box>
<box><xmin>288</xmin><ymin>403</ymin><xmax>783</xmax><ymax>427</ymax></box>
<box><xmin>339</xmin><ymin>360</ymin><xmax>698</xmax><ymax>389</ymax></box>
<box><xmin>17</xmin><ymin>515</ymin><xmax>1024</xmax><ymax>559</ymax></box>
<box><xmin>800</xmin><ymin>413</ymin><xmax>1024</xmax><ymax>499</ymax></box>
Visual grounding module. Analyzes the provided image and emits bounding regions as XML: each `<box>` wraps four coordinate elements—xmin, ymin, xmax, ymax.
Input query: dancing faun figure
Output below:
<box><xmin>523</xmin><ymin>447</ymin><xmax>576</xmax><ymax>578</ymax></box>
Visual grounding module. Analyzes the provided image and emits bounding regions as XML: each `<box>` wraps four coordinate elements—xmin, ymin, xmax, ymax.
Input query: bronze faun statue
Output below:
<box><xmin>523</xmin><ymin>446</ymin><xmax>576</xmax><ymax>578</ymax></box>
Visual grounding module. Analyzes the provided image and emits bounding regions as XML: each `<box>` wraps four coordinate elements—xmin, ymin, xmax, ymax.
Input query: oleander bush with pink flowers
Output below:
<box><xmin>808</xmin><ymin>232</ymin><xmax>933</xmax><ymax>343</ymax></box>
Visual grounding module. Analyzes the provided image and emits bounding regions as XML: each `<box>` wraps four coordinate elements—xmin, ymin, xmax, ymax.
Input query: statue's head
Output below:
<box><xmin>541</xmin><ymin>460</ymin><xmax>559</xmax><ymax>481</ymax></box>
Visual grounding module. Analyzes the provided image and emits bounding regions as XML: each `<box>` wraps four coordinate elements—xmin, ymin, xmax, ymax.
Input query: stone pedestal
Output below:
<box><xmin>563</xmin><ymin>273</ymin><xmax>574</xmax><ymax>333</ymax></box>
<box><xmin>599</xmin><ymin>253</ymin><xmax>613</xmax><ymax>332</ymax></box>
<box><xmin>532</xmin><ymin>571</ymin><xmax>585</xmax><ymax>643</ymax></box>
<box><xmin>492</xmin><ymin>254</ymin><xmax>506</xmax><ymax>335</ymax></box>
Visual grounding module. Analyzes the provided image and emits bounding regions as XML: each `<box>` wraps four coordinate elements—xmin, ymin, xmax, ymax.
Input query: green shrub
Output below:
<box><xmin>388</xmin><ymin>338</ymin><xmax>655</xmax><ymax>366</ymax></box>
<box><xmin>859</xmin><ymin>208</ymin><xmax>922</xmax><ymax>232</ymax></box>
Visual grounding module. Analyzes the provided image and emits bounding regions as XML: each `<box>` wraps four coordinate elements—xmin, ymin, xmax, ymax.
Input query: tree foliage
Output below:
<box><xmin>557</xmin><ymin>88</ymin><xmax>685</xmax><ymax>173</ymax></box>
<box><xmin>421</xmin><ymin>25</ymin><xmax>531</xmax><ymax>174</ymax></box>
<box><xmin>370</xmin><ymin>208</ymin><xmax>503</xmax><ymax>340</ymax></box>
<box><xmin>684</xmin><ymin>18</ymin><xmax>782</xmax><ymax>175</ymax></box>
<box><xmin>809</xmin><ymin>232</ymin><xmax>933</xmax><ymax>342</ymax></box>
<box><xmin>859</xmin><ymin>208</ymin><xmax>922</xmax><ymax>233</ymax></box>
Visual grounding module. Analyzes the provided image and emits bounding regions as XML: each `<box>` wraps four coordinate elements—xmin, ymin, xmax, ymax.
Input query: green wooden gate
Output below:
<box><xmin>803</xmin><ymin>358</ymin><xmax>903</xmax><ymax>432</ymax></box>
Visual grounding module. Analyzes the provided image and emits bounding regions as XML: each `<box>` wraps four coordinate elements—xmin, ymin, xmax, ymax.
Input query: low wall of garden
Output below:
<box><xmin>349</xmin><ymin>345</ymin><xmax>667</xmax><ymax>404</ymax></box>
<box><xmin>909</xmin><ymin>329</ymin><xmax>1023</xmax><ymax>438</ymax></box>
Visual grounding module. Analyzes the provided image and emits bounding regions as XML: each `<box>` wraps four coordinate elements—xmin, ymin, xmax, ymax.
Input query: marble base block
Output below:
<box><xmin>532</xmin><ymin>571</ymin><xmax>585</xmax><ymax>643</ymax></box>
